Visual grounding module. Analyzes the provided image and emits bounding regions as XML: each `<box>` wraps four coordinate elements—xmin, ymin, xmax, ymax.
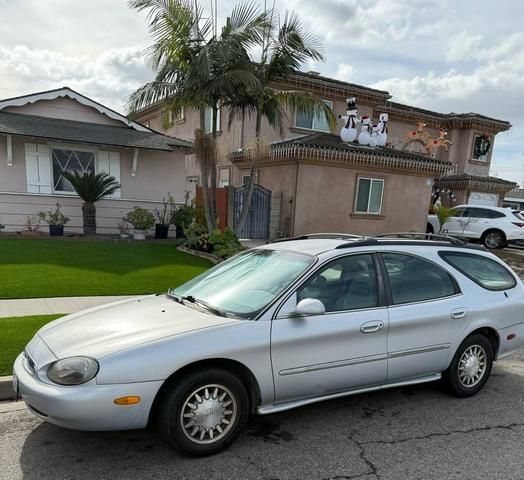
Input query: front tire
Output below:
<box><xmin>443</xmin><ymin>334</ymin><xmax>493</xmax><ymax>397</ymax></box>
<box><xmin>156</xmin><ymin>369</ymin><xmax>249</xmax><ymax>457</ymax></box>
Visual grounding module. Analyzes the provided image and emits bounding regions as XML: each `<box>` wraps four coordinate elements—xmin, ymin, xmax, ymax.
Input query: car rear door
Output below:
<box><xmin>270</xmin><ymin>253</ymin><xmax>389</xmax><ymax>403</ymax></box>
<box><xmin>379</xmin><ymin>252</ymin><xmax>469</xmax><ymax>382</ymax></box>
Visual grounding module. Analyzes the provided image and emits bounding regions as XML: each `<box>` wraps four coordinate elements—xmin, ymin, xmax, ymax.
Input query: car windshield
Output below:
<box><xmin>512</xmin><ymin>211</ymin><xmax>524</xmax><ymax>221</ymax></box>
<box><xmin>170</xmin><ymin>249</ymin><xmax>315</xmax><ymax>319</ymax></box>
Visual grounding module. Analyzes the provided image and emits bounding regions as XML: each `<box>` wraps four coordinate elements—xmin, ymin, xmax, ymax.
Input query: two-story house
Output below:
<box><xmin>137</xmin><ymin>71</ymin><xmax>515</xmax><ymax>239</ymax></box>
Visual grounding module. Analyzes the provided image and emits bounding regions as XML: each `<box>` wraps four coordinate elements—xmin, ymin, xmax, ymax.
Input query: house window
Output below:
<box><xmin>355</xmin><ymin>178</ymin><xmax>384</xmax><ymax>214</ymax></box>
<box><xmin>167</xmin><ymin>108</ymin><xmax>184</xmax><ymax>125</ymax></box>
<box><xmin>241</xmin><ymin>175</ymin><xmax>251</xmax><ymax>186</ymax></box>
<box><xmin>219</xmin><ymin>167</ymin><xmax>230</xmax><ymax>187</ymax></box>
<box><xmin>204</xmin><ymin>107</ymin><xmax>221</xmax><ymax>134</ymax></box>
<box><xmin>295</xmin><ymin>100</ymin><xmax>332</xmax><ymax>132</ymax></box>
<box><xmin>52</xmin><ymin>148</ymin><xmax>95</xmax><ymax>193</ymax></box>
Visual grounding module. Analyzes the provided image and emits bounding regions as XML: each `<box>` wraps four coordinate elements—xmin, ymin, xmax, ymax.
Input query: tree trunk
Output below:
<box><xmin>235</xmin><ymin>110</ymin><xmax>262</xmax><ymax>237</ymax></box>
<box><xmin>82</xmin><ymin>202</ymin><xmax>96</xmax><ymax>235</ymax></box>
<box><xmin>209</xmin><ymin>104</ymin><xmax>218</xmax><ymax>229</ymax></box>
<box><xmin>199</xmin><ymin>107</ymin><xmax>215</xmax><ymax>233</ymax></box>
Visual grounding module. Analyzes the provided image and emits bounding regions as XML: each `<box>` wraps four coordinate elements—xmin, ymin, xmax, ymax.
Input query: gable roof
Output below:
<box><xmin>0</xmin><ymin>111</ymin><xmax>192</xmax><ymax>151</ymax></box>
<box><xmin>0</xmin><ymin>87</ymin><xmax>151</xmax><ymax>133</ymax></box>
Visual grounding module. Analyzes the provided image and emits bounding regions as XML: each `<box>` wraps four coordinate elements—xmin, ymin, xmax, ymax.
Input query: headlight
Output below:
<box><xmin>47</xmin><ymin>356</ymin><xmax>99</xmax><ymax>385</ymax></box>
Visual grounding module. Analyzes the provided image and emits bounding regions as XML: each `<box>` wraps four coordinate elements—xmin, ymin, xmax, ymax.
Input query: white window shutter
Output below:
<box><xmin>98</xmin><ymin>150</ymin><xmax>121</xmax><ymax>198</ymax></box>
<box><xmin>25</xmin><ymin>143</ymin><xmax>51</xmax><ymax>193</ymax></box>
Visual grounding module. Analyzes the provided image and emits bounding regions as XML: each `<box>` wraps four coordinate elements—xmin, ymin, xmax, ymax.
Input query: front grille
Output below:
<box><xmin>24</xmin><ymin>351</ymin><xmax>36</xmax><ymax>375</ymax></box>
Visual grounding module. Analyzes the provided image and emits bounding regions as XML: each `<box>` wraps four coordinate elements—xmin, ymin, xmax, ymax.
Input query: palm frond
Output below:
<box><xmin>61</xmin><ymin>171</ymin><xmax>121</xmax><ymax>203</ymax></box>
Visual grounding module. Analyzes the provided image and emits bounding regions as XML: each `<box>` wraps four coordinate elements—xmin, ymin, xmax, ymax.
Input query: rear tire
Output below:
<box><xmin>482</xmin><ymin>229</ymin><xmax>505</xmax><ymax>249</ymax></box>
<box><xmin>156</xmin><ymin>369</ymin><xmax>249</xmax><ymax>457</ymax></box>
<box><xmin>443</xmin><ymin>334</ymin><xmax>493</xmax><ymax>398</ymax></box>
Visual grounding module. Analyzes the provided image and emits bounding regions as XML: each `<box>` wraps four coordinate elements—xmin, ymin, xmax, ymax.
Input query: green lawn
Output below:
<box><xmin>0</xmin><ymin>314</ymin><xmax>62</xmax><ymax>376</ymax></box>
<box><xmin>0</xmin><ymin>238</ymin><xmax>212</xmax><ymax>299</ymax></box>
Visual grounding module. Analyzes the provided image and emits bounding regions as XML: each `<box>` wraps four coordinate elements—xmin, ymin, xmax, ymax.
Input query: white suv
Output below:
<box><xmin>427</xmin><ymin>205</ymin><xmax>524</xmax><ymax>249</ymax></box>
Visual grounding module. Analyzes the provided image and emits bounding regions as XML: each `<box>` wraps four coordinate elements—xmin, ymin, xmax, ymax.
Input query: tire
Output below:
<box><xmin>443</xmin><ymin>334</ymin><xmax>493</xmax><ymax>398</ymax></box>
<box><xmin>482</xmin><ymin>229</ymin><xmax>506</xmax><ymax>249</ymax></box>
<box><xmin>156</xmin><ymin>369</ymin><xmax>249</xmax><ymax>457</ymax></box>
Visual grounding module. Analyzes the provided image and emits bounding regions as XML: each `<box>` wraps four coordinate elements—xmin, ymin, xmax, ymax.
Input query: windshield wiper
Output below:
<box><xmin>181</xmin><ymin>296</ymin><xmax>229</xmax><ymax>317</ymax></box>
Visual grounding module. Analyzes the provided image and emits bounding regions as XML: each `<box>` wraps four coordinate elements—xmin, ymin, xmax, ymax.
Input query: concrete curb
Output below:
<box><xmin>0</xmin><ymin>375</ymin><xmax>15</xmax><ymax>401</ymax></box>
<box><xmin>177</xmin><ymin>245</ymin><xmax>222</xmax><ymax>264</ymax></box>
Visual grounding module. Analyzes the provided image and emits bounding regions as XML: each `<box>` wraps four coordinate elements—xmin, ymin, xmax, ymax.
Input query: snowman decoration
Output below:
<box><xmin>376</xmin><ymin>113</ymin><xmax>388</xmax><ymax>146</ymax></box>
<box><xmin>339</xmin><ymin>97</ymin><xmax>358</xmax><ymax>142</ymax></box>
<box><xmin>358</xmin><ymin>116</ymin><xmax>372</xmax><ymax>145</ymax></box>
<box><xmin>369</xmin><ymin>124</ymin><xmax>379</xmax><ymax>147</ymax></box>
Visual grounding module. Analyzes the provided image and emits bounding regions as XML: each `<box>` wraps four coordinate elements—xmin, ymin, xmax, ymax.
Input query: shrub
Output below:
<box><xmin>185</xmin><ymin>222</ymin><xmax>210</xmax><ymax>252</ymax></box>
<box><xmin>172</xmin><ymin>204</ymin><xmax>195</xmax><ymax>232</ymax></box>
<box><xmin>38</xmin><ymin>203</ymin><xmax>70</xmax><ymax>226</ymax></box>
<box><xmin>208</xmin><ymin>228</ymin><xmax>245</xmax><ymax>259</ymax></box>
<box><xmin>125</xmin><ymin>207</ymin><xmax>155</xmax><ymax>231</ymax></box>
<box><xmin>154</xmin><ymin>194</ymin><xmax>176</xmax><ymax>225</ymax></box>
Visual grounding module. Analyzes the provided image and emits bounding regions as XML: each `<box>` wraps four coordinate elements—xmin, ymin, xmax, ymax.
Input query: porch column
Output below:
<box><xmin>131</xmin><ymin>148</ymin><xmax>139</xmax><ymax>176</ymax></box>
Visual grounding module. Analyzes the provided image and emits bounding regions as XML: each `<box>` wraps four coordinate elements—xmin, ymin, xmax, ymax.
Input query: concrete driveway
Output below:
<box><xmin>1</xmin><ymin>351</ymin><xmax>524</xmax><ymax>480</ymax></box>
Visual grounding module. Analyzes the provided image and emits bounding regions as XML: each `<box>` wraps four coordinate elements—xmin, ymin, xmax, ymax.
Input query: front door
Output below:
<box><xmin>380</xmin><ymin>252</ymin><xmax>469</xmax><ymax>381</ymax></box>
<box><xmin>271</xmin><ymin>253</ymin><xmax>388</xmax><ymax>403</ymax></box>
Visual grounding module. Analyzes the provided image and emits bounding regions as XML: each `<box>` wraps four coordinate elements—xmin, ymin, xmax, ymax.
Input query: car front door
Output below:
<box><xmin>270</xmin><ymin>253</ymin><xmax>389</xmax><ymax>403</ymax></box>
<box><xmin>441</xmin><ymin>207</ymin><xmax>465</xmax><ymax>236</ymax></box>
<box><xmin>380</xmin><ymin>252</ymin><xmax>469</xmax><ymax>382</ymax></box>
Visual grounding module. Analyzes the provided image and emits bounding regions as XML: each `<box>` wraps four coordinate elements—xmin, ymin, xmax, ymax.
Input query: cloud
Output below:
<box><xmin>335</xmin><ymin>64</ymin><xmax>356</xmax><ymax>82</ymax></box>
<box><xmin>446</xmin><ymin>32</ymin><xmax>483</xmax><ymax>61</ymax></box>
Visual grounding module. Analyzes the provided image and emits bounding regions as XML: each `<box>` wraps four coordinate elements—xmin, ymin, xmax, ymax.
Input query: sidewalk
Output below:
<box><xmin>0</xmin><ymin>295</ymin><xmax>137</xmax><ymax>318</ymax></box>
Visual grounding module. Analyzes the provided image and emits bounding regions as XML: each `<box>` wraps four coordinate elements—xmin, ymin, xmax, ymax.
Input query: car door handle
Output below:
<box><xmin>451</xmin><ymin>308</ymin><xmax>467</xmax><ymax>319</ymax></box>
<box><xmin>360</xmin><ymin>321</ymin><xmax>384</xmax><ymax>334</ymax></box>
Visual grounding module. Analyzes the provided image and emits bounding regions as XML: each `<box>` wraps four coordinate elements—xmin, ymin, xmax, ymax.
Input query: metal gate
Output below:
<box><xmin>234</xmin><ymin>184</ymin><xmax>271</xmax><ymax>239</ymax></box>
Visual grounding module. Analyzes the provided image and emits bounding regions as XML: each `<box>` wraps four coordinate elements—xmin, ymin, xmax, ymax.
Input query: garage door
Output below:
<box><xmin>468</xmin><ymin>192</ymin><xmax>499</xmax><ymax>206</ymax></box>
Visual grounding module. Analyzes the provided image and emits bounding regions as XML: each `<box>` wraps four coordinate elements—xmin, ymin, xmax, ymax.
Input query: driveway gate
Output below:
<box><xmin>233</xmin><ymin>184</ymin><xmax>271</xmax><ymax>239</ymax></box>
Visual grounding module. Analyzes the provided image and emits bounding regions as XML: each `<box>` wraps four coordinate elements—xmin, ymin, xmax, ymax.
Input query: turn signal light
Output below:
<box><xmin>113</xmin><ymin>396</ymin><xmax>141</xmax><ymax>405</ymax></box>
<box><xmin>507</xmin><ymin>334</ymin><xmax>517</xmax><ymax>341</ymax></box>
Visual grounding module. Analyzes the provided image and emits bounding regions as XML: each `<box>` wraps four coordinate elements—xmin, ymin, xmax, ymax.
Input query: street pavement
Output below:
<box><xmin>2</xmin><ymin>351</ymin><xmax>524</xmax><ymax>480</ymax></box>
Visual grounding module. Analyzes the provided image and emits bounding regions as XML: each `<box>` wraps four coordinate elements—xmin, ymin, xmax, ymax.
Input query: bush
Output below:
<box><xmin>172</xmin><ymin>205</ymin><xmax>195</xmax><ymax>232</ymax></box>
<box><xmin>125</xmin><ymin>207</ymin><xmax>155</xmax><ymax>231</ymax></box>
<box><xmin>38</xmin><ymin>203</ymin><xmax>70</xmax><ymax>226</ymax></box>
<box><xmin>185</xmin><ymin>222</ymin><xmax>210</xmax><ymax>252</ymax></box>
<box><xmin>208</xmin><ymin>228</ymin><xmax>245</xmax><ymax>259</ymax></box>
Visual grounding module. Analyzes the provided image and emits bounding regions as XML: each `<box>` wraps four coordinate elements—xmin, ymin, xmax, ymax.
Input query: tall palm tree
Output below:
<box><xmin>62</xmin><ymin>171</ymin><xmax>120</xmax><ymax>235</ymax></box>
<box><xmin>228</xmin><ymin>11</ymin><xmax>336</xmax><ymax>235</ymax></box>
<box><xmin>127</xmin><ymin>0</ymin><xmax>267</xmax><ymax>233</ymax></box>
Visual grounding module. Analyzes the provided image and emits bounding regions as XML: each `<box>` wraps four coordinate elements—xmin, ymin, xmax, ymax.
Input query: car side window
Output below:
<box><xmin>439</xmin><ymin>251</ymin><xmax>516</xmax><ymax>291</ymax></box>
<box><xmin>382</xmin><ymin>253</ymin><xmax>459</xmax><ymax>305</ymax></box>
<box><xmin>297</xmin><ymin>254</ymin><xmax>379</xmax><ymax>312</ymax></box>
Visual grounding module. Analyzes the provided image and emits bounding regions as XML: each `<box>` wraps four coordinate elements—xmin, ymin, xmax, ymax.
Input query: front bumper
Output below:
<box><xmin>13</xmin><ymin>353</ymin><xmax>163</xmax><ymax>431</ymax></box>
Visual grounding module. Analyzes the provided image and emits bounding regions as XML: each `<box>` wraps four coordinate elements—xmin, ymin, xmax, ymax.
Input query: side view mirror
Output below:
<box><xmin>294</xmin><ymin>298</ymin><xmax>326</xmax><ymax>316</ymax></box>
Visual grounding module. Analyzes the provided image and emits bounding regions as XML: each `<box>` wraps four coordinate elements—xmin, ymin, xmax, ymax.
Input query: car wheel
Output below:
<box><xmin>156</xmin><ymin>369</ymin><xmax>249</xmax><ymax>457</ymax></box>
<box><xmin>443</xmin><ymin>334</ymin><xmax>493</xmax><ymax>397</ymax></box>
<box><xmin>482</xmin><ymin>229</ymin><xmax>505</xmax><ymax>249</ymax></box>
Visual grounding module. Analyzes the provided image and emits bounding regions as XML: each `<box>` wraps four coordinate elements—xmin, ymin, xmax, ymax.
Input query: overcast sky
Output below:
<box><xmin>2</xmin><ymin>0</ymin><xmax>523</xmax><ymax>185</ymax></box>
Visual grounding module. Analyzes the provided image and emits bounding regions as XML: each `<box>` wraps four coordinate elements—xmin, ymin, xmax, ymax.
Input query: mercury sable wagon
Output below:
<box><xmin>13</xmin><ymin>234</ymin><xmax>524</xmax><ymax>456</ymax></box>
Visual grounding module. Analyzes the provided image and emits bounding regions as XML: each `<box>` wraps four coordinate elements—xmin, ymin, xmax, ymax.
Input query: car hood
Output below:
<box><xmin>37</xmin><ymin>295</ymin><xmax>238</xmax><ymax>359</ymax></box>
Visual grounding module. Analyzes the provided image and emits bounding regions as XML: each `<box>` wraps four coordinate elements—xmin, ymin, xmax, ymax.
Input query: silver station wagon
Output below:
<box><xmin>13</xmin><ymin>233</ymin><xmax>524</xmax><ymax>456</ymax></box>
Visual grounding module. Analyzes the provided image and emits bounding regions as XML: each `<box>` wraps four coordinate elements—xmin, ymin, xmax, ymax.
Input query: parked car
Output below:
<box><xmin>13</xmin><ymin>234</ymin><xmax>524</xmax><ymax>456</ymax></box>
<box><xmin>427</xmin><ymin>204</ymin><xmax>524</xmax><ymax>249</ymax></box>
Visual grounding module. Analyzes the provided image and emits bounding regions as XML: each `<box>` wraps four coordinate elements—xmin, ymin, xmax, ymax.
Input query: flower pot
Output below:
<box><xmin>175</xmin><ymin>225</ymin><xmax>185</xmax><ymax>239</ymax></box>
<box><xmin>49</xmin><ymin>225</ymin><xmax>64</xmax><ymax>237</ymax></box>
<box><xmin>155</xmin><ymin>224</ymin><xmax>169</xmax><ymax>239</ymax></box>
<box><xmin>133</xmin><ymin>230</ymin><xmax>146</xmax><ymax>240</ymax></box>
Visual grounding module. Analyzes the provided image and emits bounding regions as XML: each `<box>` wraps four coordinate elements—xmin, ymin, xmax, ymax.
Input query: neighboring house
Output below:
<box><xmin>136</xmin><ymin>71</ymin><xmax>515</xmax><ymax>238</ymax></box>
<box><xmin>503</xmin><ymin>189</ymin><xmax>524</xmax><ymax>211</ymax></box>
<box><xmin>0</xmin><ymin>87</ymin><xmax>191</xmax><ymax>234</ymax></box>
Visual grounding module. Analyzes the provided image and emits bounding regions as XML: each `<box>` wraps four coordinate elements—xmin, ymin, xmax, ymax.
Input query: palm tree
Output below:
<box><xmin>228</xmin><ymin>11</ymin><xmax>337</xmax><ymax>235</ymax></box>
<box><xmin>127</xmin><ymin>0</ymin><xmax>267</xmax><ymax>233</ymax></box>
<box><xmin>62</xmin><ymin>171</ymin><xmax>120</xmax><ymax>235</ymax></box>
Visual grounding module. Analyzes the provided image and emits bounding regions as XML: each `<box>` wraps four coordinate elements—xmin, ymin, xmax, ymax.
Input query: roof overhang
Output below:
<box><xmin>435</xmin><ymin>175</ymin><xmax>517</xmax><ymax>193</ymax></box>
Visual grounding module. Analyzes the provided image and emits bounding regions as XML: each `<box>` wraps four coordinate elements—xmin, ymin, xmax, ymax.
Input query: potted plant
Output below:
<box><xmin>117</xmin><ymin>220</ymin><xmax>131</xmax><ymax>239</ymax></box>
<box><xmin>38</xmin><ymin>204</ymin><xmax>70</xmax><ymax>236</ymax></box>
<box><xmin>125</xmin><ymin>207</ymin><xmax>155</xmax><ymax>240</ymax></box>
<box><xmin>154</xmin><ymin>194</ymin><xmax>176</xmax><ymax>239</ymax></box>
<box><xmin>172</xmin><ymin>204</ymin><xmax>195</xmax><ymax>238</ymax></box>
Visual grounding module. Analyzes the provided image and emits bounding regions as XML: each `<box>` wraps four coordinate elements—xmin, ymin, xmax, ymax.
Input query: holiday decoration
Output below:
<box><xmin>339</xmin><ymin>97</ymin><xmax>358</xmax><ymax>143</ymax></box>
<box><xmin>431</xmin><ymin>186</ymin><xmax>456</xmax><ymax>205</ymax></box>
<box><xmin>377</xmin><ymin>113</ymin><xmax>388</xmax><ymax>146</ymax></box>
<box><xmin>358</xmin><ymin>116</ymin><xmax>372</xmax><ymax>145</ymax></box>
<box><xmin>403</xmin><ymin>123</ymin><xmax>452</xmax><ymax>157</ymax></box>
<box><xmin>369</xmin><ymin>124</ymin><xmax>379</xmax><ymax>147</ymax></box>
<box><xmin>473</xmin><ymin>134</ymin><xmax>491</xmax><ymax>160</ymax></box>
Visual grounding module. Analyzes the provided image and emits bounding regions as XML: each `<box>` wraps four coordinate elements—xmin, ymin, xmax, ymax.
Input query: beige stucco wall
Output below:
<box><xmin>4</xmin><ymin>97</ymin><xmax>123</xmax><ymax>126</ymax></box>
<box><xmin>0</xmin><ymin>135</ymin><xmax>186</xmax><ymax>233</ymax></box>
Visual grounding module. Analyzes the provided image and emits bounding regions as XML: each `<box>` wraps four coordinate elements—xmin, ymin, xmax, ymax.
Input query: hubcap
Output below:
<box><xmin>180</xmin><ymin>384</ymin><xmax>237</xmax><ymax>444</ymax></box>
<box><xmin>458</xmin><ymin>345</ymin><xmax>487</xmax><ymax>388</ymax></box>
<box><xmin>485</xmin><ymin>232</ymin><xmax>502</xmax><ymax>249</ymax></box>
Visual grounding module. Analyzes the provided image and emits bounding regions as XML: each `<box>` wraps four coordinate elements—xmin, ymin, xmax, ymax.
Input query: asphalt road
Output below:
<box><xmin>2</xmin><ymin>351</ymin><xmax>524</xmax><ymax>480</ymax></box>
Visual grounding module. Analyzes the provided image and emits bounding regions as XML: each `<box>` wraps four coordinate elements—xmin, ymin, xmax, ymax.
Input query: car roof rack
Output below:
<box><xmin>271</xmin><ymin>233</ymin><xmax>364</xmax><ymax>243</ymax></box>
<box><xmin>374</xmin><ymin>232</ymin><xmax>466</xmax><ymax>245</ymax></box>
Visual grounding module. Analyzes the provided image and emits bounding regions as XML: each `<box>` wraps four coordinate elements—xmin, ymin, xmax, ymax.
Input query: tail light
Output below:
<box><xmin>512</xmin><ymin>222</ymin><xmax>524</xmax><ymax>228</ymax></box>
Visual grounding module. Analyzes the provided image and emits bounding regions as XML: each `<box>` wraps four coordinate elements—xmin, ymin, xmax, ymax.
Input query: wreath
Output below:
<box><xmin>474</xmin><ymin>134</ymin><xmax>491</xmax><ymax>158</ymax></box>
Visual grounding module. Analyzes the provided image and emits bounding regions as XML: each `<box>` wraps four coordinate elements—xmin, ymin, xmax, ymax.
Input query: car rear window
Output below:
<box><xmin>512</xmin><ymin>211</ymin><xmax>524</xmax><ymax>221</ymax></box>
<box><xmin>439</xmin><ymin>251</ymin><xmax>517</xmax><ymax>291</ymax></box>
